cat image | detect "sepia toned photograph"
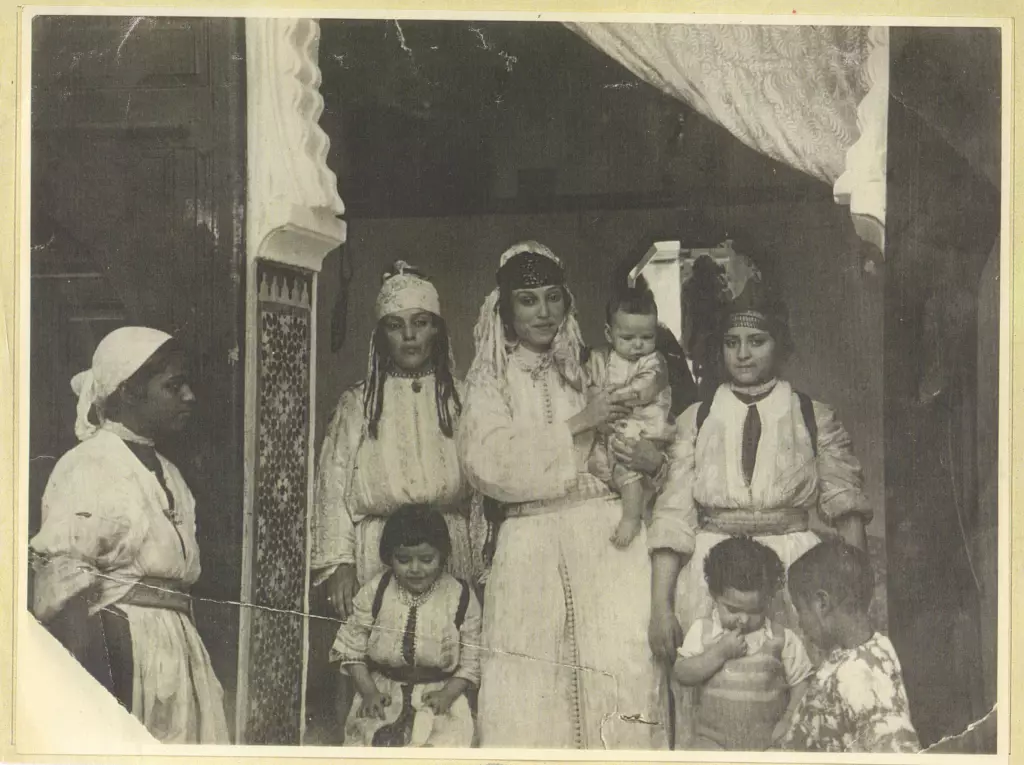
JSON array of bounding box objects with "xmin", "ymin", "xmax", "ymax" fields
[{"xmin": 15, "ymin": 10, "xmax": 1006, "ymax": 760}]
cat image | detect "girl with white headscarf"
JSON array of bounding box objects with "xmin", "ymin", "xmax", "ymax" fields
[
  {"xmin": 458, "ymin": 242, "xmax": 664, "ymax": 750},
  {"xmin": 29, "ymin": 326, "xmax": 230, "ymax": 744},
  {"xmin": 310, "ymin": 262, "xmax": 483, "ymax": 743}
]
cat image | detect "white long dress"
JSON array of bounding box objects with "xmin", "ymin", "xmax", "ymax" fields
[
  {"xmin": 458, "ymin": 347, "xmax": 663, "ymax": 750},
  {"xmin": 311, "ymin": 375, "xmax": 483, "ymax": 588},
  {"xmin": 29, "ymin": 424, "xmax": 230, "ymax": 744}
]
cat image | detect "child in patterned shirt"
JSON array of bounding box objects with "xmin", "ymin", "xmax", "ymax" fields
[{"xmin": 778, "ymin": 538, "xmax": 920, "ymax": 753}]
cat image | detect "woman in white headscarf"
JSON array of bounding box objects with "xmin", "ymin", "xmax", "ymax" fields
[
  {"xmin": 29, "ymin": 326, "xmax": 230, "ymax": 744},
  {"xmin": 310, "ymin": 262, "xmax": 483, "ymax": 742},
  {"xmin": 458, "ymin": 242, "xmax": 664, "ymax": 750}
]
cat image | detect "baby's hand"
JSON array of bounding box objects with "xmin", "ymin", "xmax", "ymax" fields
[{"xmin": 715, "ymin": 629, "xmax": 748, "ymax": 661}]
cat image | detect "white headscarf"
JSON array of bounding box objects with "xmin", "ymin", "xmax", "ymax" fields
[
  {"xmin": 71, "ymin": 326, "xmax": 174, "ymax": 442},
  {"xmin": 467, "ymin": 241, "xmax": 586, "ymax": 391},
  {"xmin": 363, "ymin": 262, "xmax": 459, "ymax": 434},
  {"xmin": 374, "ymin": 260, "xmax": 442, "ymax": 320}
]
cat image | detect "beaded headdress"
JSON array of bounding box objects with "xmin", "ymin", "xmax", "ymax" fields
[{"xmin": 467, "ymin": 241, "xmax": 585, "ymax": 390}]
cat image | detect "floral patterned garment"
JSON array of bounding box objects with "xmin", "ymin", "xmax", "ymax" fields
[{"xmin": 779, "ymin": 632, "xmax": 920, "ymax": 753}]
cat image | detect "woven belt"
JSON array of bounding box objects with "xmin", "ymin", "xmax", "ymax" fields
[
  {"xmin": 365, "ymin": 661, "xmax": 453, "ymax": 685},
  {"xmin": 505, "ymin": 473, "xmax": 615, "ymax": 518},
  {"xmin": 118, "ymin": 578, "xmax": 193, "ymax": 616},
  {"xmin": 700, "ymin": 507, "xmax": 809, "ymax": 537}
]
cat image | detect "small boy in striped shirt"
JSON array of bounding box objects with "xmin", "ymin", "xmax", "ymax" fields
[{"xmin": 674, "ymin": 536, "xmax": 814, "ymax": 750}]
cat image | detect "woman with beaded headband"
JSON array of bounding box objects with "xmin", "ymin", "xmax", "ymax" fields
[
  {"xmin": 310, "ymin": 261, "xmax": 483, "ymax": 743},
  {"xmin": 615, "ymin": 255, "xmax": 873, "ymax": 748},
  {"xmin": 458, "ymin": 241, "xmax": 664, "ymax": 750}
]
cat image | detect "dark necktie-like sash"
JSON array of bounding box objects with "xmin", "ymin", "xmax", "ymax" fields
[
  {"xmin": 741, "ymin": 404, "xmax": 762, "ymax": 487},
  {"xmin": 733, "ymin": 391, "xmax": 768, "ymax": 487}
]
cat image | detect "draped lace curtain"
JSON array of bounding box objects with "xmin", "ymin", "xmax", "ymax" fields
[{"xmin": 567, "ymin": 23, "xmax": 889, "ymax": 251}]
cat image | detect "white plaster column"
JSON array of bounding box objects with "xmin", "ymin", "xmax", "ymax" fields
[{"xmin": 236, "ymin": 17, "xmax": 345, "ymax": 745}]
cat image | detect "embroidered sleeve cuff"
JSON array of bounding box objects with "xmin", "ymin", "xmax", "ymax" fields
[
  {"xmin": 820, "ymin": 500, "xmax": 874, "ymax": 526},
  {"xmin": 453, "ymin": 669, "xmax": 481, "ymax": 688},
  {"xmin": 646, "ymin": 515, "xmax": 696, "ymax": 556},
  {"xmin": 311, "ymin": 556, "xmax": 356, "ymax": 587}
]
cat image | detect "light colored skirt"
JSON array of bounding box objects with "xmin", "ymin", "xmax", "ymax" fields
[
  {"xmin": 345, "ymin": 675, "xmax": 474, "ymax": 748},
  {"xmin": 477, "ymin": 497, "xmax": 664, "ymax": 750},
  {"xmin": 672, "ymin": 528, "xmax": 820, "ymax": 750},
  {"xmin": 120, "ymin": 604, "xmax": 230, "ymax": 744}
]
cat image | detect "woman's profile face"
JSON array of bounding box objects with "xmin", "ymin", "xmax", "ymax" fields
[
  {"xmin": 510, "ymin": 285, "xmax": 566, "ymax": 353},
  {"xmin": 126, "ymin": 354, "xmax": 196, "ymax": 435},
  {"xmin": 723, "ymin": 326, "xmax": 778, "ymax": 386},
  {"xmin": 382, "ymin": 309, "xmax": 439, "ymax": 372}
]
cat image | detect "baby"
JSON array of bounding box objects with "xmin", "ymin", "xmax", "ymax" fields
[
  {"xmin": 777, "ymin": 539, "xmax": 920, "ymax": 753},
  {"xmin": 675, "ymin": 536, "xmax": 814, "ymax": 750},
  {"xmin": 586, "ymin": 279, "xmax": 673, "ymax": 547}
]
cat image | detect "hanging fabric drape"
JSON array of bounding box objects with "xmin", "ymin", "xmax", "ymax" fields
[{"xmin": 566, "ymin": 23, "xmax": 889, "ymax": 252}]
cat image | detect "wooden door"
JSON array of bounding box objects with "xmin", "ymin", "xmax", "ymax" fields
[{"xmin": 30, "ymin": 15, "xmax": 247, "ymax": 732}]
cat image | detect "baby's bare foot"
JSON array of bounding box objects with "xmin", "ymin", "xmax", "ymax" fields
[{"xmin": 610, "ymin": 516, "xmax": 642, "ymax": 548}]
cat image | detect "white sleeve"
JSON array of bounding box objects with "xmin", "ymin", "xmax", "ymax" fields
[
  {"xmin": 457, "ymin": 370, "xmax": 577, "ymax": 504},
  {"xmin": 677, "ymin": 619, "xmax": 708, "ymax": 660},
  {"xmin": 781, "ymin": 627, "xmax": 816, "ymax": 686}
]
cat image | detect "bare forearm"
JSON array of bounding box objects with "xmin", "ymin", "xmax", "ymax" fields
[
  {"xmin": 347, "ymin": 664, "xmax": 379, "ymax": 698},
  {"xmin": 442, "ymin": 677, "xmax": 472, "ymax": 700},
  {"xmin": 651, "ymin": 549, "xmax": 684, "ymax": 611},
  {"xmin": 784, "ymin": 680, "xmax": 808, "ymax": 719},
  {"xmin": 674, "ymin": 649, "xmax": 726, "ymax": 686}
]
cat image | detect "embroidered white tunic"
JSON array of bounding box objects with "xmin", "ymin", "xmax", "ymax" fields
[
  {"xmin": 651, "ymin": 381, "xmax": 872, "ymax": 556},
  {"xmin": 332, "ymin": 571, "xmax": 481, "ymax": 747},
  {"xmin": 29, "ymin": 425, "xmax": 230, "ymax": 744},
  {"xmin": 311, "ymin": 375, "xmax": 483, "ymax": 586},
  {"xmin": 458, "ymin": 347, "xmax": 663, "ymax": 750}
]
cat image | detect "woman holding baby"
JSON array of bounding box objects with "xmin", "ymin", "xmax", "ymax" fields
[{"xmin": 457, "ymin": 241, "xmax": 665, "ymax": 750}]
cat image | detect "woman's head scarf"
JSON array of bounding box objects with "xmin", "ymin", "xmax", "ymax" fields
[
  {"xmin": 467, "ymin": 241, "xmax": 585, "ymax": 389},
  {"xmin": 71, "ymin": 326, "xmax": 174, "ymax": 441},
  {"xmin": 373, "ymin": 260, "xmax": 442, "ymax": 321},
  {"xmin": 363, "ymin": 261, "xmax": 460, "ymax": 438}
]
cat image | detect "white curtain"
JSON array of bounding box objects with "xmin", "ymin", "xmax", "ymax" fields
[{"xmin": 567, "ymin": 23, "xmax": 889, "ymax": 252}]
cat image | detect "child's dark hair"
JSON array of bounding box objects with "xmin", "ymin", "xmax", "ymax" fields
[
  {"xmin": 605, "ymin": 272, "xmax": 659, "ymax": 325},
  {"xmin": 378, "ymin": 505, "xmax": 452, "ymax": 566},
  {"xmin": 704, "ymin": 536, "xmax": 785, "ymax": 600},
  {"xmin": 787, "ymin": 538, "xmax": 874, "ymax": 614}
]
